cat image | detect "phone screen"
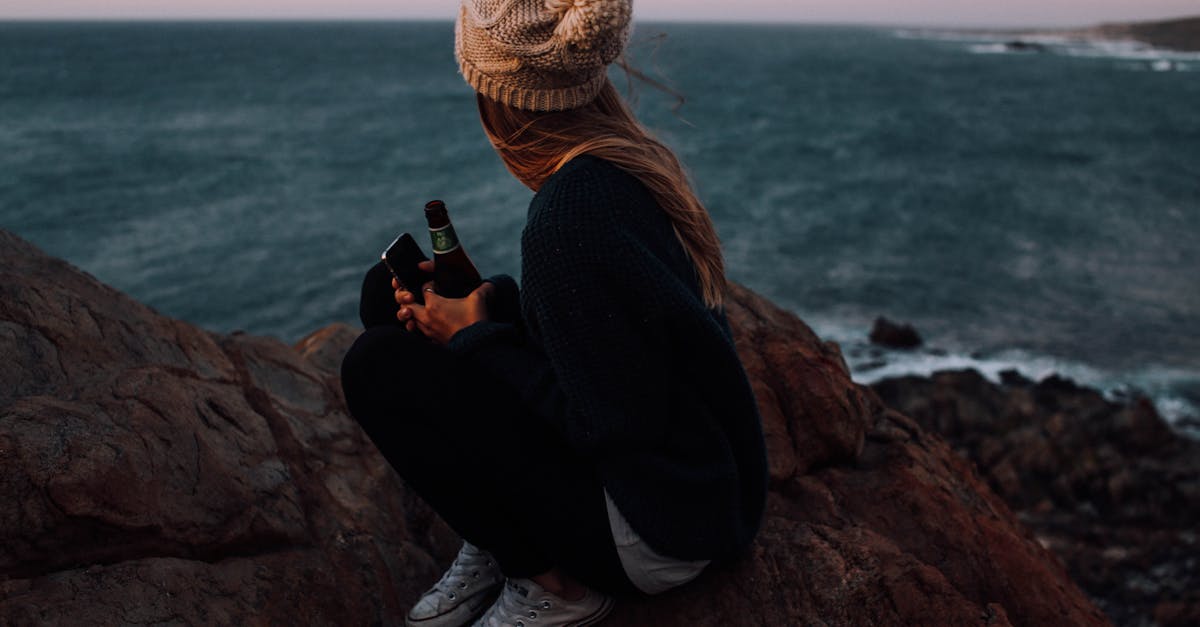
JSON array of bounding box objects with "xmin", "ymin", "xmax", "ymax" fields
[{"xmin": 382, "ymin": 233, "xmax": 431, "ymax": 304}]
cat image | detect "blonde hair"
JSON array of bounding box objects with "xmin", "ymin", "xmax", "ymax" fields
[{"xmin": 477, "ymin": 81, "xmax": 726, "ymax": 309}]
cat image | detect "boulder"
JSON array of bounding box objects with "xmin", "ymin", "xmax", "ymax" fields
[
  {"xmin": 0, "ymin": 230, "xmax": 1106, "ymax": 625},
  {"xmin": 873, "ymin": 369, "xmax": 1200, "ymax": 626},
  {"xmin": 868, "ymin": 317, "xmax": 923, "ymax": 349}
]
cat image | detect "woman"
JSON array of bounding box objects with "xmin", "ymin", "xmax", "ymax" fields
[{"xmin": 341, "ymin": 1, "xmax": 768, "ymax": 625}]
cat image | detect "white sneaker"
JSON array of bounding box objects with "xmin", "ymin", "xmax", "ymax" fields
[
  {"xmin": 472, "ymin": 578, "xmax": 614, "ymax": 627},
  {"xmin": 406, "ymin": 541, "xmax": 505, "ymax": 627}
]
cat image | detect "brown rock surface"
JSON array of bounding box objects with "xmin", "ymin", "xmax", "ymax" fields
[
  {"xmin": 0, "ymin": 230, "xmax": 1106, "ymax": 625},
  {"xmin": 868, "ymin": 316, "xmax": 923, "ymax": 349},
  {"xmin": 0, "ymin": 230, "xmax": 459, "ymax": 625},
  {"xmin": 873, "ymin": 369, "xmax": 1200, "ymax": 626}
]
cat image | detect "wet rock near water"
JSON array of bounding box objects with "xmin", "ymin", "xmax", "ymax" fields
[
  {"xmin": 1004, "ymin": 40, "xmax": 1049, "ymax": 53},
  {"xmin": 0, "ymin": 229, "xmax": 1106, "ymax": 625},
  {"xmin": 868, "ymin": 316, "xmax": 923, "ymax": 349},
  {"xmin": 873, "ymin": 368, "xmax": 1200, "ymax": 627}
]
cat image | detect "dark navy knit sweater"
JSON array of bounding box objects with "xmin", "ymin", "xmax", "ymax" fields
[{"xmin": 447, "ymin": 155, "xmax": 768, "ymax": 562}]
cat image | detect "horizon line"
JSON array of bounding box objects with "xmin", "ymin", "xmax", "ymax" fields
[{"xmin": 3, "ymin": 15, "xmax": 1187, "ymax": 31}]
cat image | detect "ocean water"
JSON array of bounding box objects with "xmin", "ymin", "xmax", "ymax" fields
[{"xmin": 1, "ymin": 22, "xmax": 1198, "ymax": 429}]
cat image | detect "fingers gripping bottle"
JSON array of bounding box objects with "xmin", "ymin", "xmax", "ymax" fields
[{"xmin": 424, "ymin": 200, "xmax": 483, "ymax": 298}]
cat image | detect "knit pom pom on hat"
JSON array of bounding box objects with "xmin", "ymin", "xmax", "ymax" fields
[
  {"xmin": 456, "ymin": 0, "xmax": 633, "ymax": 112},
  {"xmin": 545, "ymin": 0, "xmax": 631, "ymax": 50}
]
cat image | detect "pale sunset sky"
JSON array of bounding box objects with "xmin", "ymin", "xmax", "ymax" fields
[{"xmin": 0, "ymin": 0, "xmax": 1195, "ymax": 28}]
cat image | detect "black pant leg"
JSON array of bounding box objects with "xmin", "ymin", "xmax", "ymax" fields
[{"xmin": 340, "ymin": 325, "xmax": 633, "ymax": 594}]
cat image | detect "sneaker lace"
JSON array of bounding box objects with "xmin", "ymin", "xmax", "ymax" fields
[
  {"xmin": 432, "ymin": 542, "xmax": 496, "ymax": 601},
  {"xmin": 478, "ymin": 580, "xmax": 555, "ymax": 626}
]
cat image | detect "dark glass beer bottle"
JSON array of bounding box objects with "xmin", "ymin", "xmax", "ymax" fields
[{"xmin": 424, "ymin": 200, "xmax": 483, "ymax": 298}]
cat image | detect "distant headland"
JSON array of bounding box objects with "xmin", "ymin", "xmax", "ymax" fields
[
  {"xmin": 933, "ymin": 15, "xmax": 1200, "ymax": 53},
  {"xmin": 1065, "ymin": 15, "xmax": 1200, "ymax": 52}
]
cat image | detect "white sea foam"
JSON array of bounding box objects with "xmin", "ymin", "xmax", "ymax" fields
[
  {"xmin": 1157, "ymin": 397, "xmax": 1200, "ymax": 438},
  {"xmin": 847, "ymin": 346, "xmax": 1104, "ymax": 389},
  {"xmin": 967, "ymin": 43, "xmax": 1011, "ymax": 55},
  {"xmin": 893, "ymin": 29, "xmax": 1071, "ymax": 45},
  {"xmin": 896, "ymin": 29, "xmax": 1200, "ymax": 70},
  {"xmin": 1058, "ymin": 39, "xmax": 1200, "ymax": 61},
  {"xmin": 808, "ymin": 321, "xmax": 1200, "ymax": 438}
]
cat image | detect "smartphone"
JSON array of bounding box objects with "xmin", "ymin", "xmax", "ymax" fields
[{"xmin": 382, "ymin": 233, "xmax": 432, "ymax": 305}]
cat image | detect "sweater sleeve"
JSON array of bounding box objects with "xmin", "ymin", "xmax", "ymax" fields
[
  {"xmin": 447, "ymin": 169, "xmax": 685, "ymax": 458},
  {"xmin": 482, "ymin": 273, "xmax": 520, "ymax": 325}
]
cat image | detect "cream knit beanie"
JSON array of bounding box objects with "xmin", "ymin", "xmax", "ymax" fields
[{"xmin": 455, "ymin": 0, "xmax": 633, "ymax": 112}]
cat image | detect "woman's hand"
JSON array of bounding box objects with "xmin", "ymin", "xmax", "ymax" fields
[{"xmin": 394, "ymin": 261, "xmax": 494, "ymax": 345}]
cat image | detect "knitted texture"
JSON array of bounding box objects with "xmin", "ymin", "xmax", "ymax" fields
[
  {"xmin": 447, "ymin": 156, "xmax": 769, "ymax": 562},
  {"xmin": 455, "ymin": 0, "xmax": 633, "ymax": 111}
]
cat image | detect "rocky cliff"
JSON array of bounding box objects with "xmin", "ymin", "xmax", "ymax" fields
[
  {"xmin": 874, "ymin": 370, "xmax": 1200, "ymax": 627},
  {"xmin": 0, "ymin": 229, "xmax": 1106, "ymax": 625}
]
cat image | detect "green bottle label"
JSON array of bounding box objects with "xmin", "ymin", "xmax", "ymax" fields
[{"xmin": 429, "ymin": 225, "xmax": 460, "ymax": 254}]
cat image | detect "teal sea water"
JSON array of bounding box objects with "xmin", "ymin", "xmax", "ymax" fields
[{"xmin": 2, "ymin": 22, "xmax": 1198, "ymax": 428}]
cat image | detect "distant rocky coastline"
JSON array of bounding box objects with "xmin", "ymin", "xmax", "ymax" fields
[
  {"xmin": 1073, "ymin": 16, "xmax": 1200, "ymax": 52},
  {"xmin": 934, "ymin": 15, "xmax": 1200, "ymax": 53}
]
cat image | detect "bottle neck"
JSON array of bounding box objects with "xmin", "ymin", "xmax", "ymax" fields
[{"xmin": 424, "ymin": 200, "xmax": 450, "ymax": 229}]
